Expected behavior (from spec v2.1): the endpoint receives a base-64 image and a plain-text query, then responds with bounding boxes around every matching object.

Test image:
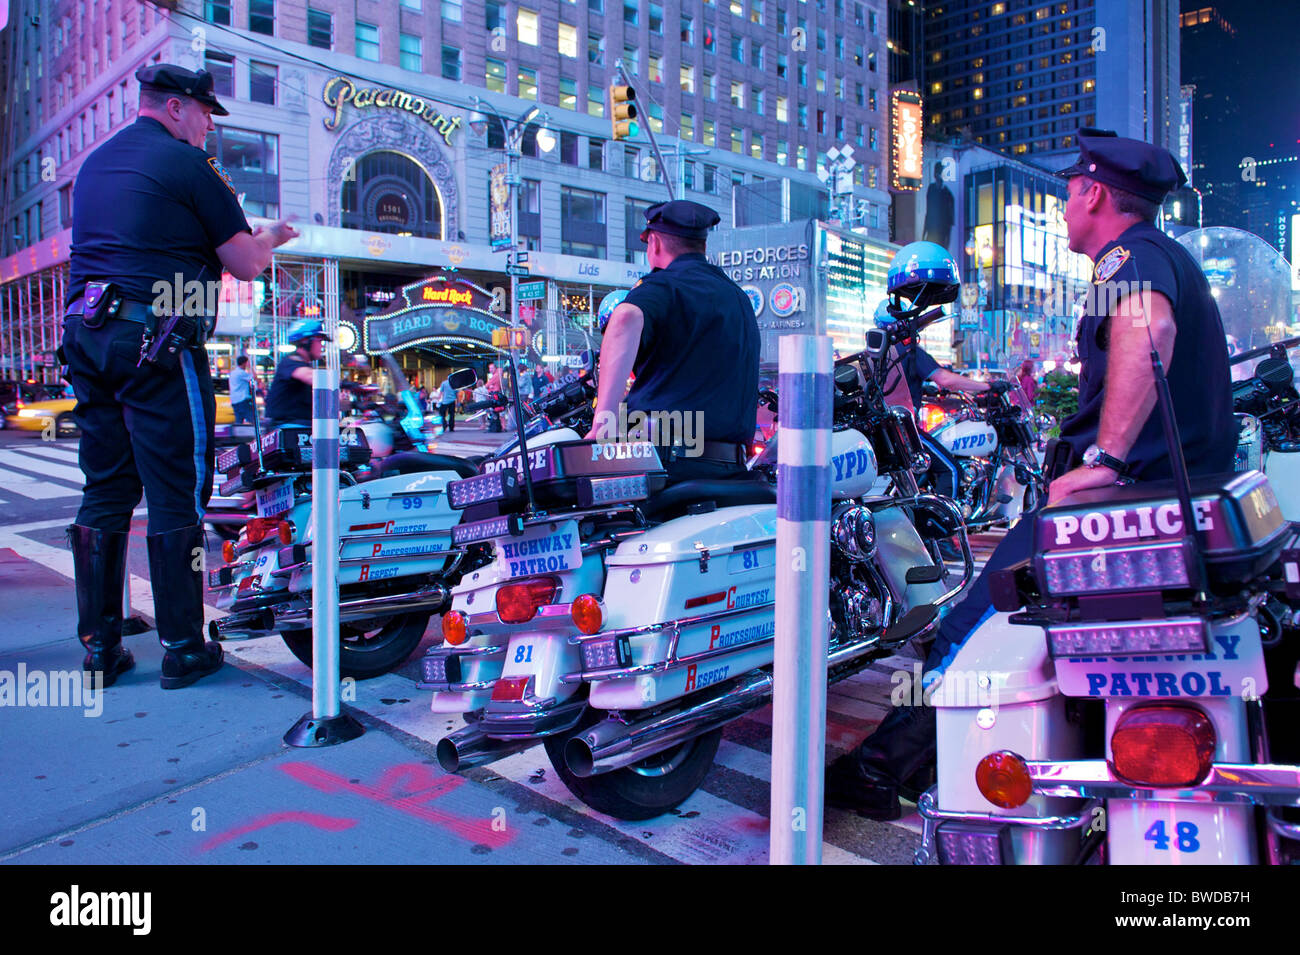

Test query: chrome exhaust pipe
[208,610,275,640]
[565,671,774,778]
[436,723,539,773]
[272,584,451,628]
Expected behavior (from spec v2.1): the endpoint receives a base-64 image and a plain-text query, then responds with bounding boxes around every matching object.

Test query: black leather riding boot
[825,704,938,820]
[145,524,224,689]
[68,524,136,687]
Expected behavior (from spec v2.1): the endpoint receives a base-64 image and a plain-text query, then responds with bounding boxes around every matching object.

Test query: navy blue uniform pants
[62,316,215,536]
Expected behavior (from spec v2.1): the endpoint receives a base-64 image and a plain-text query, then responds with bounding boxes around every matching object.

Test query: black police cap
[1059,127,1186,203]
[641,199,722,241]
[135,64,230,116]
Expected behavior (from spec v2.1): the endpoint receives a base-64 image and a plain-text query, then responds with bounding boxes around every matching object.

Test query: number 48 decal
[1144,820,1200,853]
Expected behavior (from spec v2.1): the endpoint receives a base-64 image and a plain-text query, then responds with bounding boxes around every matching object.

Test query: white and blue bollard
[284,365,364,746]
[769,334,833,865]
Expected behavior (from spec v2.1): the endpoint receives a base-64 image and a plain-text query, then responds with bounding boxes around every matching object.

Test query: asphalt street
[0,426,1003,865]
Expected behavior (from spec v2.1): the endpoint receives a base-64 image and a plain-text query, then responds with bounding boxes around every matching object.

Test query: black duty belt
[64,298,157,325]
[658,440,749,466]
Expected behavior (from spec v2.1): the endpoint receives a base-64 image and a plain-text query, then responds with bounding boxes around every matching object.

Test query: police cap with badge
[639,199,722,243]
[1058,127,1186,201]
[135,64,230,116]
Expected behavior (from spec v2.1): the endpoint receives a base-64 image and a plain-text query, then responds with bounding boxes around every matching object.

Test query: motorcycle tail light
[1040,541,1189,596]
[277,520,295,545]
[496,577,558,624]
[975,751,1033,809]
[244,517,279,545]
[222,540,237,563]
[1110,705,1216,788]
[1047,617,1208,658]
[442,611,468,646]
[491,675,532,702]
[571,594,605,635]
[919,403,948,433]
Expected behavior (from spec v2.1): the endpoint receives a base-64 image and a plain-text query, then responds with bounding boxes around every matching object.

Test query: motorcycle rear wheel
[280,611,430,680]
[543,708,722,821]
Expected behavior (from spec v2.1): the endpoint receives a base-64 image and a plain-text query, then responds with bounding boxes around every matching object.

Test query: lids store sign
[322,76,462,144]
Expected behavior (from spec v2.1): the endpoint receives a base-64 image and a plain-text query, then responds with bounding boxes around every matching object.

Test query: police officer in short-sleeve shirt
[586,200,760,483]
[61,65,297,690]
[827,128,1236,819]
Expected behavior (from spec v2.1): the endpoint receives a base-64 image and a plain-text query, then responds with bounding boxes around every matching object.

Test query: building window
[356,22,379,61]
[777,53,787,78]
[731,35,744,62]
[401,0,421,8]
[484,0,504,29]
[623,145,641,178]
[817,69,826,93]
[683,161,695,190]
[750,0,764,24]
[681,16,694,43]
[704,72,717,100]
[797,104,807,128]
[797,62,807,85]
[751,42,764,69]
[561,131,580,165]
[587,85,604,116]
[869,51,876,72]
[442,46,462,80]
[703,119,716,146]
[250,61,276,104]
[561,186,606,258]
[731,170,744,191]
[59,183,73,228]
[518,8,539,45]
[816,109,825,133]
[205,52,234,98]
[776,96,787,122]
[249,0,274,34]
[486,59,507,93]
[559,77,578,110]
[868,127,878,150]
[703,164,717,193]
[306,7,332,48]
[399,34,422,71]
[797,144,807,171]
[589,0,603,11]
[623,0,638,26]
[442,0,462,21]
[753,88,764,114]
[817,28,825,52]
[518,179,541,242]
[730,127,743,153]
[518,67,538,101]
[647,103,664,133]
[625,197,654,259]
[205,126,279,218]
[205,1,232,26]
[624,44,639,75]
[730,81,745,109]
[588,32,604,65]
[776,140,787,164]
[750,132,763,160]
[650,3,664,33]
[559,23,578,57]
[648,55,663,83]
[588,138,604,169]
[703,25,715,52]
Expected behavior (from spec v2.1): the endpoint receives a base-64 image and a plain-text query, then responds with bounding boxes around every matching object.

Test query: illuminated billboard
[890,90,924,192]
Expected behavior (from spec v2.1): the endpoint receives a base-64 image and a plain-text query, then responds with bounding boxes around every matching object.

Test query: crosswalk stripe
[0,468,79,499]
[10,444,82,467]
[0,449,86,488]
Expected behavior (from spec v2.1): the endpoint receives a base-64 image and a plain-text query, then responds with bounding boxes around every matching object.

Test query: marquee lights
[890,89,924,192]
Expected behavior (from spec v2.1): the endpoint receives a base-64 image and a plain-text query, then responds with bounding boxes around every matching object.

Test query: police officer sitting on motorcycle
[585,199,760,484]
[266,319,329,428]
[826,128,1235,819]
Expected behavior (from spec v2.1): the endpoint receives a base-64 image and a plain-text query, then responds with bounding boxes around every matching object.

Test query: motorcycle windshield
[1175,227,1298,379]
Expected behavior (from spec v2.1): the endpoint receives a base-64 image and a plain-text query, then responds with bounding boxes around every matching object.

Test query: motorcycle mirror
[446,367,478,390]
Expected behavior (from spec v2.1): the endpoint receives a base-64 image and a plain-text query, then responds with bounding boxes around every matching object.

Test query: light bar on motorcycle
[447,468,522,510]
[579,634,631,671]
[935,822,1014,866]
[576,474,650,508]
[1039,540,1190,597]
[1046,617,1209,658]
[451,513,523,547]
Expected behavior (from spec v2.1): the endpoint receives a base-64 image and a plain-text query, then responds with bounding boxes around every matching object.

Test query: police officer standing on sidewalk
[586,199,760,484]
[63,65,298,689]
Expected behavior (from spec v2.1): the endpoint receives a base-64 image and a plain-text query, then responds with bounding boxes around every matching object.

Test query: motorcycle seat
[375,452,479,479]
[640,477,776,521]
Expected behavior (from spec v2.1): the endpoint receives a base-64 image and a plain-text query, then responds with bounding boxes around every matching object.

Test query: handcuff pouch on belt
[81,281,122,329]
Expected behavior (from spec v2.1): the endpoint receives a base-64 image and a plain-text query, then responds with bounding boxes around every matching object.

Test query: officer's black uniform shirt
[267,355,312,423]
[1059,221,1235,481]
[67,116,250,307]
[899,344,940,409]
[621,252,760,444]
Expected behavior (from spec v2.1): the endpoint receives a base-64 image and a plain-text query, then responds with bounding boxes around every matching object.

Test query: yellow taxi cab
[3,380,234,437]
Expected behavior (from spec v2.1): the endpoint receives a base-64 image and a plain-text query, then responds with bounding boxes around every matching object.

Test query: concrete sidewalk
[0,546,663,865]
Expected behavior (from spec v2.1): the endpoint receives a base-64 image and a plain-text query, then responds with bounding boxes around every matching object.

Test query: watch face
[1083,445,1099,466]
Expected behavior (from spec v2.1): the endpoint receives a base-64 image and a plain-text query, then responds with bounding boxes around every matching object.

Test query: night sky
[1195,0,1300,156]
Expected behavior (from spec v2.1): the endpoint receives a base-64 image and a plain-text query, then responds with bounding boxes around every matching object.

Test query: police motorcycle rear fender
[212,498,310,611]
[429,552,605,715]
[288,470,462,592]
[931,417,999,458]
[929,610,1086,865]
[587,504,779,711]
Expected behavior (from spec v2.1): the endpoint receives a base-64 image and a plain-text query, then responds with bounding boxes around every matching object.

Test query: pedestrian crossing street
[219,529,1006,866]
[0,442,83,502]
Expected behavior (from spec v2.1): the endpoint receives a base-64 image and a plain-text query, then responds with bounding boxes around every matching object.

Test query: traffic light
[492,327,531,350]
[609,84,638,141]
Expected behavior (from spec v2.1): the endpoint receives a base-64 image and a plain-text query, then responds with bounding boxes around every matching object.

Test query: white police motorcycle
[423,247,976,820]
[916,228,1300,865]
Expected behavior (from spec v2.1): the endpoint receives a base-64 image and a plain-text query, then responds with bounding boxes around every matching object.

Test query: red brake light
[244,517,278,544]
[221,539,236,563]
[571,594,604,635]
[442,611,467,646]
[277,520,294,545]
[919,403,948,433]
[491,675,531,701]
[975,751,1033,809]
[1110,704,1216,787]
[495,577,558,624]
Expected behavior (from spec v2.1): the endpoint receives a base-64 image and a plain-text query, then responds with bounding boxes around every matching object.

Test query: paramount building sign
[322,76,462,143]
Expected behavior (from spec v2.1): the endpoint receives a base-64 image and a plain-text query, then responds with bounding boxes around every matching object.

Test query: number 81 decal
[1144,820,1200,853]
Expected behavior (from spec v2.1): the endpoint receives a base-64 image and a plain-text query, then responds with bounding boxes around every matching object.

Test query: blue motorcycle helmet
[886,241,961,313]
[873,299,900,328]
[287,318,332,346]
